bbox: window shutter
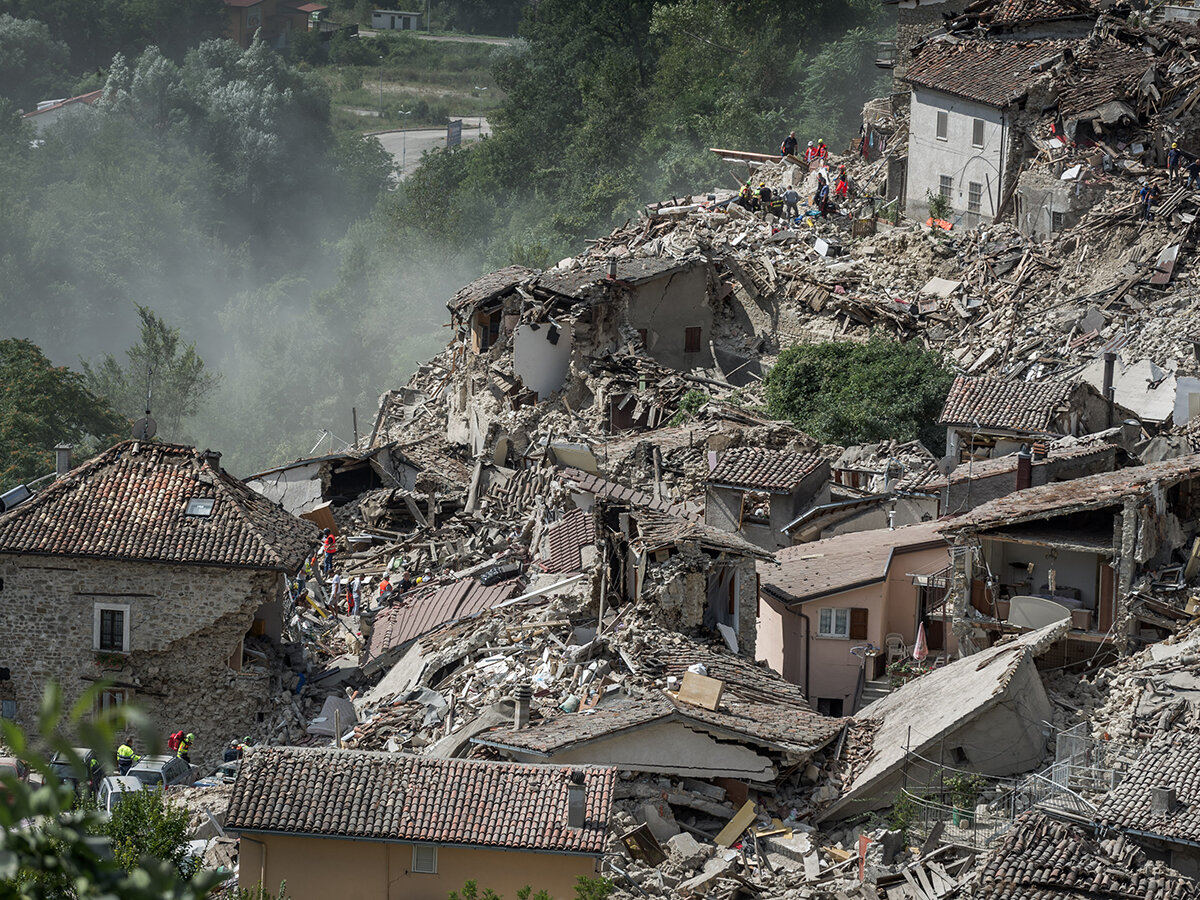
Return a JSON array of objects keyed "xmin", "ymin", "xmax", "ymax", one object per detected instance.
[
  {"xmin": 849, "ymin": 607, "xmax": 868, "ymax": 640},
  {"xmin": 684, "ymin": 326, "xmax": 702, "ymax": 353}
]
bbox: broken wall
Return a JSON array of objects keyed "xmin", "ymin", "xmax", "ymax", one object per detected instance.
[
  {"xmin": 623, "ymin": 264, "xmax": 715, "ymax": 371},
  {"xmin": 246, "ymin": 461, "xmax": 326, "ymax": 516},
  {"xmin": 1015, "ymin": 170, "xmax": 1109, "ymax": 241},
  {"xmin": 512, "ymin": 322, "xmax": 573, "ymax": 398},
  {"xmin": 0, "ymin": 554, "xmax": 282, "ymax": 767}
]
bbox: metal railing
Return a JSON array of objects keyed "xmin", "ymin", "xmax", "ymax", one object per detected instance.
[{"xmin": 899, "ymin": 788, "xmax": 1015, "ymax": 851}]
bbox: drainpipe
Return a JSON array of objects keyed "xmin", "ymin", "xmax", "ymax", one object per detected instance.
[
  {"xmin": 798, "ymin": 608, "xmax": 812, "ymax": 703},
  {"xmin": 1103, "ymin": 351, "xmax": 1117, "ymax": 429}
]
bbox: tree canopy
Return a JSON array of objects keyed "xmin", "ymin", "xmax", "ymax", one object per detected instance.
[
  {"xmin": 763, "ymin": 337, "xmax": 956, "ymax": 453},
  {"xmin": 0, "ymin": 339, "xmax": 127, "ymax": 492}
]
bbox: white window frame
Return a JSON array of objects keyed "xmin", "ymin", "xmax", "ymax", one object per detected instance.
[
  {"xmin": 972, "ymin": 118, "xmax": 985, "ymax": 148},
  {"xmin": 936, "ymin": 110, "xmax": 948, "ymax": 141},
  {"xmin": 94, "ymin": 603, "xmax": 131, "ymax": 653},
  {"xmin": 817, "ymin": 607, "xmax": 850, "ymax": 639},
  {"xmin": 968, "ymin": 182, "xmax": 982, "ymax": 214},
  {"xmin": 412, "ymin": 844, "xmax": 438, "ymax": 874}
]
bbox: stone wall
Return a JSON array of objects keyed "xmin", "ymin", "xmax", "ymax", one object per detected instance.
[{"xmin": 0, "ymin": 555, "xmax": 284, "ymax": 769}]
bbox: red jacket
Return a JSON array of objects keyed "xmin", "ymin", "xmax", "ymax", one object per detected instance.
[{"xmin": 323, "ymin": 534, "xmax": 337, "ymax": 554}]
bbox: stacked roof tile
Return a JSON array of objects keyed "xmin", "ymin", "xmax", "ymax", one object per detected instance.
[
  {"xmin": 225, "ymin": 747, "xmax": 614, "ymax": 854},
  {"xmin": 938, "ymin": 375, "xmax": 1077, "ymax": 433},
  {"xmin": 905, "ymin": 39, "xmax": 1069, "ymax": 107},
  {"xmin": 539, "ymin": 508, "xmax": 596, "ymax": 573},
  {"xmin": 1097, "ymin": 733, "xmax": 1200, "ymax": 845},
  {"xmin": 707, "ymin": 447, "xmax": 826, "ymax": 492},
  {"xmin": 974, "ymin": 811, "xmax": 1195, "ymax": 899},
  {"xmin": 0, "ymin": 441, "xmax": 317, "ymax": 571}
]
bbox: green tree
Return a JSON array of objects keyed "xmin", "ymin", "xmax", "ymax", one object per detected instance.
[
  {"xmin": 0, "ymin": 339, "xmax": 127, "ymax": 492},
  {"xmin": 763, "ymin": 336, "xmax": 955, "ymax": 453},
  {"xmin": 102, "ymin": 787, "xmax": 200, "ymax": 880},
  {"xmin": 83, "ymin": 306, "xmax": 219, "ymax": 439},
  {"xmin": 0, "ymin": 14, "xmax": 71, "ymax": 110},
  {"xmin": 0, "ymin": 681, "xmax": 217, "ymax": 900}
]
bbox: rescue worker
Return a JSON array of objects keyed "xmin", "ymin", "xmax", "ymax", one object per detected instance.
[
  {"xmin": 321, "ymin": 529, "xmax": 337, "ymax": 576},
  {"xmin": 835, "ymin": 173, "xmax": 849, "ymax": 201},
  {"xmin": 815, "ymin": 138, "xmax": 828, "ymax": 161},
  {"xmin": 1139, "ymin": 182, "xmax": 1160, "ymax": 221},
  {"xmin": 116, "ymin": 743, "xmax": 140, "ymax": 775},
  {"xmin": 223, "ymin": 740, "xmax": 242, "ymax": 763},
  {"xmin": 1168, "ymin": 141, "xmax": 1183, "ymax": 185},
  {"xmin": 757, "ymin": 182, "xmax": 773, "ymax": 215},
  {"xmin": 1188, "ymin": 156, "xmax": 1200, "ymax": 190},
  {"xmin": 783, "ymin": 186, "xmax": 800, "ymax": 220},
  {"xmin": 804, "ymin": 141, "xmax": 816, "ymax": 163},
  {"xmin": 737, "ymin": 180, "xmax": 754, "ymax": 209},
  {"xmin": 176, "ymin": 732, "xmax": 195, "ymax": 763},
  {"xmin": 781, "ymin": 131, "xmax": 798, "ymax": 157}
]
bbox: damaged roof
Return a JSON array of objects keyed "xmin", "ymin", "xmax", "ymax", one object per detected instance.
[
  {"xmin": 632, "ymin": 509, "xmax": 775, "ymax": 560},
  {"xmin": 974, "ymin": 811, "xmax": 1195, "ymax": 900},
  {"xmin": 0, "ymin": 441, "xmax": 317, "ymax": 572},
  {"xmin": 944, "ymin": 453, "xmax": 1200, "ymax": 531},
  {"xmin": 959, "ymin": 0, "xmax": 1097, "ymax": 29},
  {"xmin": 539, "ymin": 508, "xmax": 596, "ymax": 573},
  {"xmin": 558, "ymin": 465, "xmax": 700, "ymax": 519},
  {"xmin": 225, "ymin": 747, "xmax": 614, "ymax": 854},
  {"xmin": 1057, "ymin": 38, "xmax": 1152, "ymax": 122},
  {"xmin": 943, "ymin": 441, "xmax": 1117, "ymax": 485},
  {"xmin": 905, "ymin": 39, "xmax": 1068, "ymax": 107},
  {"xmin": 447, "ymin": 264, "xmax": 535, "ymax": 314},
  {"xmin": 1097, "ymin": 733, "xmax": 1200, "ymax": 846},
  {"xmin": 938, "ymin": 375, "xmax": 1078, "ymax": 433},
  {"xmin": 536, "ymin": 257, "xmax": 696, "ymax": 300},
  {"xmin": 707, "ymin": 447, "xmax": 827, "ymax": 492},
  {"xmin": 760, "ymin": 521, "xmax": 948, "ymax": 605},
  {"xmin": 365, "ymin": 577, "xmax": 522, "ymax": 667}
]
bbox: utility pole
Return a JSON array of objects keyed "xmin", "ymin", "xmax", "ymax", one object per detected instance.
[{"xmin": 378, "ymin": 55, "xmax": 383, "ymax": 119}]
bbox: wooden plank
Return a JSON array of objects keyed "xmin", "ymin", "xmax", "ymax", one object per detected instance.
[
  {"xmin": 901, "ymin": 869, "xmax": 931, "ymax": 900},
  {"xmin": 300, "ymin": 502, "xmax": 337, "ymax": 534},
  {"xmin": 677, "ymin": 671, "xmax": 725, "ymax": 711},
  {"xmin": 714, "ymin": 800, "xmax": 757, "ymax": 847},
  {"xmin": 1150, "ymin": 243, "xmax": 1181, "ymax": 286}
]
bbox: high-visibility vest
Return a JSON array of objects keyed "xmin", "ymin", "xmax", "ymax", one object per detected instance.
[
  {"xmin": 117, "ymin": 744, "xmax": 136, "ymax": 759},
  {"xmin": 323, "ymin": 534, "xmax": 336, "ymax": 554}
]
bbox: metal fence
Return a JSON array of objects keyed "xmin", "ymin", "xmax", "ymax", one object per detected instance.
[{"xmin": 900, "ymin": 788, "xmax": 1015, "ymax": 851}]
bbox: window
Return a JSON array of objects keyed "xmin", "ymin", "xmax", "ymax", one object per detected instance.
[
  {"xmin": 938, "ymin": 175, "xmax": 953, "ymax": 200},
  {"xmin": 185, "ymin": 498, "xmax": 214, "ymax": 517},
  {"xmin": 94, "ymin": 604, "xmax": 130, "ymax": 653},
  {"xmin": 817, "ymin": 608, "xmax": 850, "ymax": 638},
  {"xmin": 1051, "ymin": 211, "xmax": 1065, "ymax": 232},
  {"xmin": 684, "ymin": 326, "xmax": 702, "ymax": 354},
  {"xmin": 0, "ymin": 700, "xmax": 14, "ymax": 719},
  {"xmin": 816, "ymin": 697, "xmax": 844, "ymax": 716},
  {"xmin": 972, "ymin": 118, "xmax": 985, "ymax": 148},
  {"xmin": 740, "ymin": 491, "xmax": 770, "ymax": 525},
  {"xmin": 412, "ymin": 845, "xmax": 438, "ymax": 874},
  {"xmin": 936, "ymin": 110, "xmax": 948, "ymax": 141},
  {"xmin": 968, "ymin": 182, "xmax": 982, "ymax": 214},
  {"xmin": 97, "ymin": 689, "xmax": 128, "ymax": 713}
]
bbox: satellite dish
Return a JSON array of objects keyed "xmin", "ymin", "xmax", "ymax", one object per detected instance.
[{"xmin": 132, "ymin": 416, "xmax": 157, "ymax": 440}]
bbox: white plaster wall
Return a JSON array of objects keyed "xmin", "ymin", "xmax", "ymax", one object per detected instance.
[
  {"xmin": 512, "ymin": 323, "xmax": 573, "ymax": 398},
  {"xmin": 906, "ymin": 89, "xmax": 1006, "ymax": 223},
  {"xmin": 1175, "ymin": 376, "xmax": 1200, "ymax": 426},
  {"xmin": 246, "ymin": 463, "xmax": 324, "ymax": 516},
  {"xmin": 984, "ymin": 539, "xmax": 1102, "ymax": 609}
]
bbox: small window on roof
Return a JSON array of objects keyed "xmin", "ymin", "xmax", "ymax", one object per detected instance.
[{"xmin": 185, "ymin": 498, "xmax": 215, "ymax": 517}]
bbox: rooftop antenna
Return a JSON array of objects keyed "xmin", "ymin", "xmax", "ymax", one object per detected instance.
[{"xmin": 131, "ymin": 365, "xmax": 157, "ymax": 440}]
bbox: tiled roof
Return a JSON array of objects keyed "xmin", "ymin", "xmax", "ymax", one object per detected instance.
[
  {"xmin": 539, "ymin": 508, "xmax": 596, "ymax": 573},
  {"xmin": 0, "ymin": 441, "xmax": 317, "ymax": 572},
  {"xmin": 535, "ymin": 257, "xmax": 694, "ymax": 300},
  {"xmin": 1097, "ymin": 733, "xmax": 1200, "ymax": 845},
  {"xmin": 938, "ymin": 375, "xmax": 1077, "ymax": 433},
  {"xmin": 21, "ymin": 90, "xmax": 103, "ymax": 118},
  {"xmin": 633, "ymin": 510, "xmax": 775, "ymax": 560},
  {"xmin": 558, "ymin": 466, "xmax": 700, "ymax": 519},
  {"xmin": 1057, "ymin": 39, "xmax": 1153, "ymax": 120},
  {"xmin": 943, "ymin": 442, "xmax": 1115, "ymax": 485},
  {"xmin": 962, "ymin": 0, "xmax": 1097, "ymax": 28},
  {"xmin": 366, "ymin": 577, "xmax": 522, "ymax": 665},
  {"xmin": 905, "ymin": 39, "xmax": 1069, "ymax": 107},
  {"xmin": 975, "ymin": 811, "xmax": 1195, "ymax": 900},
  {"xmin": 945, "ymin": 454, "xmax": 1200, "ymax": 530},
  {"xmin": 707, "ymin": 447, "xmax": 826, "ymax": 492},
  {"xmin": 761, "ymin": 521, "xmax": 948, "ymax": 604},
  {"xmin": 225, "ymin": 747, "xmax": 614, "ymax": 854},
  {"xmin": 447, "ymin": 265, "xmax": 534, "ymax": 314}
]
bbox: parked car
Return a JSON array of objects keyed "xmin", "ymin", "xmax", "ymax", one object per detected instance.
[
  {"xmin": 96, "ymin": 775, "xmax": 145, "ymax": 813},
  {"xmin": 49, "ymin": 748, "xmax": 107, "ymax": 795},
  {"xmin": 126, "ymin": 754, "xmax": 193, "ymax": 791},
  {"xmin": 0, "ymin": 757, "xmax": 29, "ymax": 783}
]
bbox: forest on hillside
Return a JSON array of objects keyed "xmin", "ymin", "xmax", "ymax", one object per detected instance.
[{"xmin": 0, "ymin": 0, "xmax": 890, "ymax": 484}]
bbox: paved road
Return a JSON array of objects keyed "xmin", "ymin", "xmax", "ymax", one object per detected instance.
[
  {"xmin": 373, "ymin": 117, "xmax": 492, "ymax": 179},
  {"xmin": 358, "ymin": 29, "xmax": 514, "ymax": 45}
]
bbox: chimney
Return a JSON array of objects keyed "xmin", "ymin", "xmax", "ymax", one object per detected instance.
[
  {"xmin": 1152, "ymin": 785, "xmax": 1177, "ymax": 816},
  {"xmin": 1016, "ymin": 445, "xmax": 1033, "ymax": 492},
  {"xmin": 54, "ymin": 443, "xmax": 72, "ymax": 478},
  {"xmin": 606, "ymin": 257, "xmax": 618, "ymax": 280},
  {"xmin": 1031, "ymin": 441, "xmax": 1048, "ymax": 461},
  {"xmin": 1103, "ymin": 351, "xmax": 1117, "ymax": 429},
  {"xmin": 513, "ymin": 684, "xmax": 532, "ymax": 731},
  {"xmin": 200, "ymin": 449, "xmax": 222, "ymax": 473},
  {"xmin": 566, "ymin": 770, "xmax": 587, "ymax": 829}
]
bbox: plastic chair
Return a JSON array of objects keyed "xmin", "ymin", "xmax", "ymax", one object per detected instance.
[{"xmin": 885, "ymin": 633, "xmax": 907, "ymax": 665}]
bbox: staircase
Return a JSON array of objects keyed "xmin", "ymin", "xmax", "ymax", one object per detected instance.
[{"xmin": 858, "ymin": 678, "xmax": 894, "ymax": 709}]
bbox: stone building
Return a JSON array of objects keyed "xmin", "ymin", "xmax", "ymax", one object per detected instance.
[{"xmin": 0, "ymin": 441, "xmax": 317, "ymax": 763}]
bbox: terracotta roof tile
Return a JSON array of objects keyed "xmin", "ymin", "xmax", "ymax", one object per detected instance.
[
  {"xmin": 557, "ymin": 466, "xmax": 700, "ymax": 519},
  {"xmin": 447, "ymin": 265, "xmax": 535, "ymax": 314},
  {"xmin": 633, "ymin": 510, "xmax": 774, "ymax": 560},
  {"xmin": 905, "ymin": 39, "xmax": 1069, "ymax": 107},
  {"xmin": 540, "ymin": 508, "xmax": 596, "ymax": 573},
  {"xmin": 0, "ymin": 441, "xmax": 317, "ymax": 571},
  {"xmin": 938, "ymin": 375, "xmax": 1077, "ymax": 433},
  {"xmin": 366, "ymin": 577, "xmax": 522, "ymax": 662},
  {"xmin": 707, "ymin": 447, "xmax": 826, "ymax": 492},
  {"xmin": 1097, "ymin": 733, "xmax": 1200, "ymax": 845},
  {"xmin": 975, "ymin": 811, "xmax": 1194, "ymax": 900},
  {"xmin": 963, "ymin": 0, "xmax": 1097, "ymax": 28},
  {"xmin": 226, "ymin": 747, "xmax": 614, "ymax": 854},
  {"xmin": 760, "ymin": 521, "xmax": 948, "ymax": 604}
]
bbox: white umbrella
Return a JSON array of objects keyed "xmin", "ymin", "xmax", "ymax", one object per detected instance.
[{"xmin": 913, "ymin": 622, "xmax": 929, "ymax": 662}]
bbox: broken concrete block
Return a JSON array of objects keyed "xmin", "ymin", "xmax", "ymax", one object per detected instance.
[
  {"xmin": 666, "ymin": 832, "xmax": 711, "ymax": 869},
  {"xmin": 639, "ymin": 799, "xmax": 681, "ymax": 843}
]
